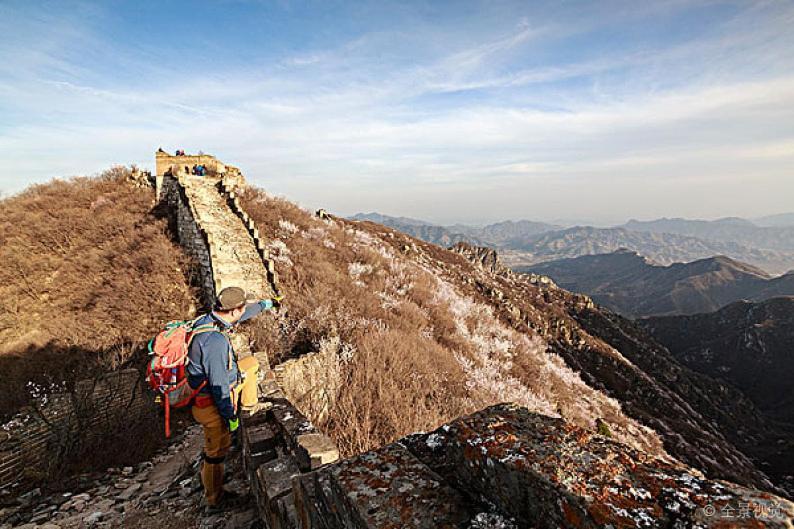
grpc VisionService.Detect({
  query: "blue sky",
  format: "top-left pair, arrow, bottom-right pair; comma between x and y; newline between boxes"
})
1,0 -> 793,224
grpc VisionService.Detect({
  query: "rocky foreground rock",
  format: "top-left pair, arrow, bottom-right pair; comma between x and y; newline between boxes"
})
278,404 -> 794,528
5,405 -> 793,528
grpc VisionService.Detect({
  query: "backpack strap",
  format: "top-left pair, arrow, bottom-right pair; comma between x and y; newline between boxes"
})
186,318 -> 236,373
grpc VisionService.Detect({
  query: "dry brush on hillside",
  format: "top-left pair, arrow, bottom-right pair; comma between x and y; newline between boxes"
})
0,167 -> 197,415
239,188 -> 662,459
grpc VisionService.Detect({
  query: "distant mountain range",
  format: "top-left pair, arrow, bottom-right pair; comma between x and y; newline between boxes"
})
641,297 -> 794,424
518,249 -> 794,317
351,213 -> 480,246
351,213 -> 558,247
351,213 -> 794,275
505,226 -> 794,274
753,212 -> 794,227
622,217 -> 794,252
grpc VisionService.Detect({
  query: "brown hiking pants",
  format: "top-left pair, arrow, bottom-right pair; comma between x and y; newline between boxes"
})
192,356 -> 259,505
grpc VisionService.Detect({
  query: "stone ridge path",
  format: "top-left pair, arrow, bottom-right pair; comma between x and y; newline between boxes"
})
180,175 -> 272,299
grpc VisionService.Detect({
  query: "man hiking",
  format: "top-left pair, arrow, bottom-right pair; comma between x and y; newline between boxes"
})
187,286 -> 281,512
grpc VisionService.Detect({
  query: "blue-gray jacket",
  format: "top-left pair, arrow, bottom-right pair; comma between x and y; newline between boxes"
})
187,300 -> 273,419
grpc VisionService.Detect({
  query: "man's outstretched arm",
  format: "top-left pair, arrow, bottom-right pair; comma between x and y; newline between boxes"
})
238,297 -> 281,323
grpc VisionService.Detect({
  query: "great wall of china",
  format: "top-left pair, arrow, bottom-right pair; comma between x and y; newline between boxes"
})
2,151 -> 793,528
154,151 -> 794,528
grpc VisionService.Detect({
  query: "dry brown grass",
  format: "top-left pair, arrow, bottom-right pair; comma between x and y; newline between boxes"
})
0,167 -> 197,415
240,190 -> 474,455
240,187 -> 663,458
328,329 -> 471,455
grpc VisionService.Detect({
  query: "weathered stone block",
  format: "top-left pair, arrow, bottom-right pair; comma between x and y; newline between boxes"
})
303,443 -> 474,529
268,399 -> 316,437
255,456 -> 301,525
244,423 -> 279,460
241,404 -> 271,427
292,472 -> 332,529
295,433 -> 339,471
274,492 -> 300,529
403,403 -> 794,529
259,376 -> 285,400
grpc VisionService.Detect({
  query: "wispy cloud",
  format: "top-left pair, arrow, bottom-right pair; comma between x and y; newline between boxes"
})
1,1 -> 793,223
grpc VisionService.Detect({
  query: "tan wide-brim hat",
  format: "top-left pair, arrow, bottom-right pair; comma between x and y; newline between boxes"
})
216,287 -> 255,311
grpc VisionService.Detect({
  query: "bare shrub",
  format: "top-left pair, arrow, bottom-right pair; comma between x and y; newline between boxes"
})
0,168 -> 196,414
325,329 -> 471,456
238,186 -> 662,458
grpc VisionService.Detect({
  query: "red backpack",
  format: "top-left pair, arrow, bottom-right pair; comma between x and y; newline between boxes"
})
146,318 -> 217,437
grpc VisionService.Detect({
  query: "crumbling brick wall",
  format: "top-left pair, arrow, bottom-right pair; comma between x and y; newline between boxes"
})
0,369 -> 149,491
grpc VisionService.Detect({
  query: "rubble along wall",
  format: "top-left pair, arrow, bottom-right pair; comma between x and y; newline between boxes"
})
0,370 -> 149,492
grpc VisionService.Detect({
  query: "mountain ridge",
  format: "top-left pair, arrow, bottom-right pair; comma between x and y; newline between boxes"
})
352,212 -> 794,274
641,296 -> 794,426
517,250 -> 794,317
622,216 -> 794,252
509,226 -> 794,275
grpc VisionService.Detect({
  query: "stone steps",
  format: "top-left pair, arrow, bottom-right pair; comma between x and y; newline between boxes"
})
177,175 -> 272,299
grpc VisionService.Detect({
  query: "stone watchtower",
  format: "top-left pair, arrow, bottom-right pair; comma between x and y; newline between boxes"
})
154,148 -> 245,200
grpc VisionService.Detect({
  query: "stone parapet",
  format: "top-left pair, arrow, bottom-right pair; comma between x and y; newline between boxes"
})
240,372 -> 340,529
0,370 -> 149,492
247,403 -> 794,528
219,178 -> 281,297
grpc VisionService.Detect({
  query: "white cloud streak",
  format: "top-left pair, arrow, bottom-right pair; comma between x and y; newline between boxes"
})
0,1 -> 793,224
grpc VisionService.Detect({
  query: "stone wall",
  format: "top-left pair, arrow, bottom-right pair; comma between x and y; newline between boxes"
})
273,350 -> 340,426
155,150 -> 240,178
158,153 -> 344,525
160,174 -> 217,307
241,372 -> 340,529
0,369 -> 149,492
242,402 -> 794,529
218,178 -> 281,297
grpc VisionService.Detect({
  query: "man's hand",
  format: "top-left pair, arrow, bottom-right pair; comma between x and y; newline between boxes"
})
228,416 -> 240,433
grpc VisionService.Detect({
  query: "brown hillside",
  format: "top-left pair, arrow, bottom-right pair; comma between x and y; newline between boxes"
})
240,189 -> 792,495
642,297 -> 794,423
239,190 -> 663,459
0,168 -> 197,415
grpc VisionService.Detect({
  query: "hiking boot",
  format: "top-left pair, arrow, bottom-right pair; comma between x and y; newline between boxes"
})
202,490 -> 245,515
218,488 -> 247,508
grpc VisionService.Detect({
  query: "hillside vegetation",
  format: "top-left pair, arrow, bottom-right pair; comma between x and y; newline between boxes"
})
0,168 -> 197,415
241,190 -> 662,458
238,188 -> 794,497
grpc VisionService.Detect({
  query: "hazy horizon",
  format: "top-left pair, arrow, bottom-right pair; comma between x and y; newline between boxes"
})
2,1 -> 793,224
348,210 -> 794,229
